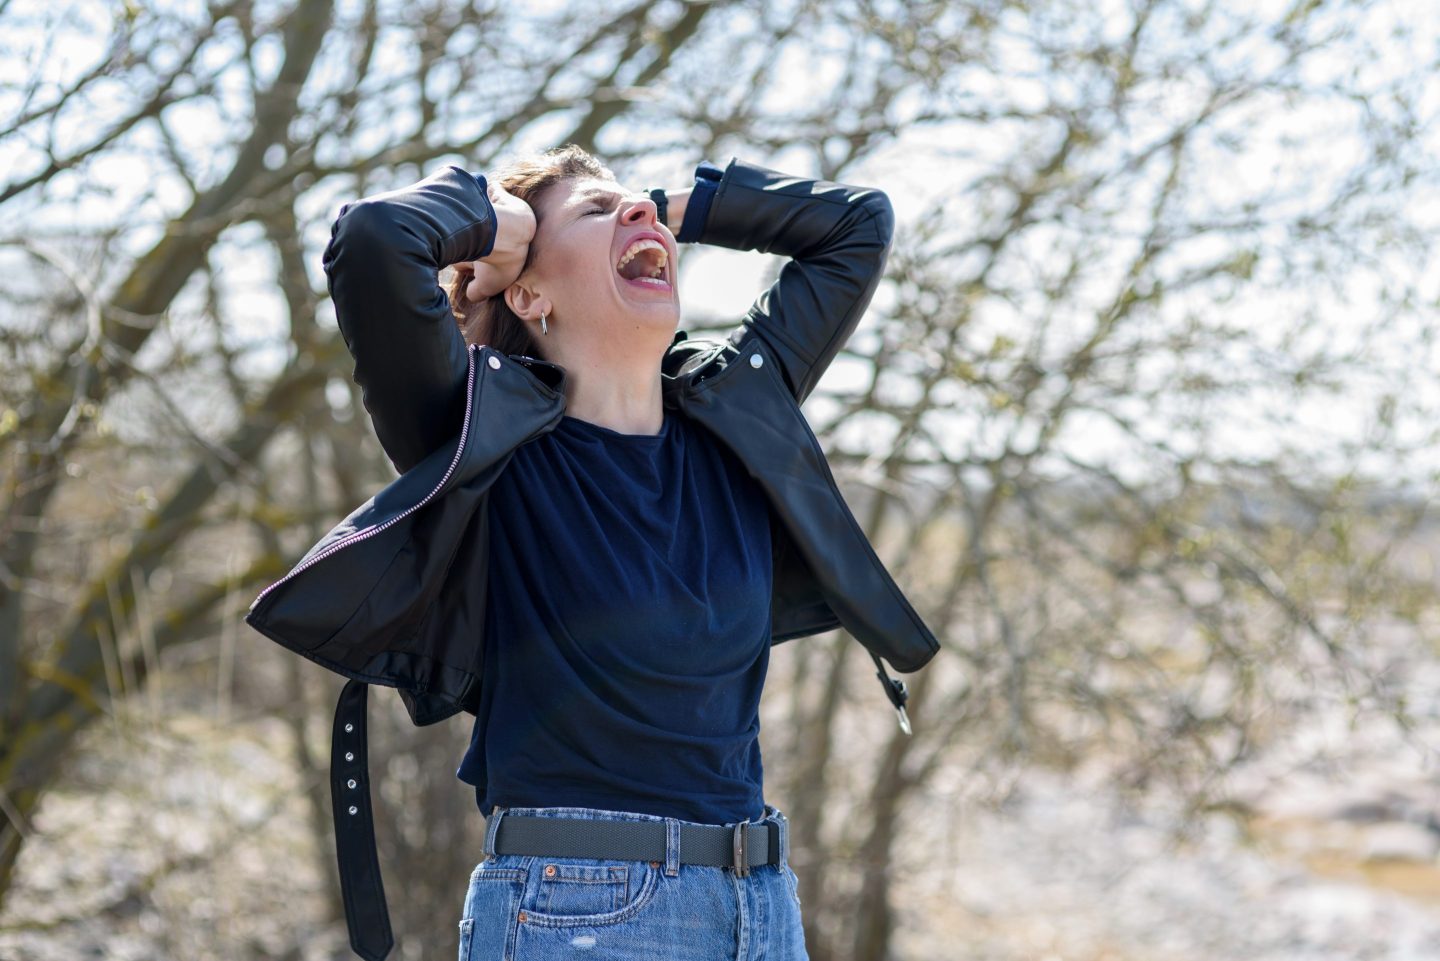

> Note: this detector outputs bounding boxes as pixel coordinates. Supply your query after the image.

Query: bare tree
[761,3,1439,959]
[0,1,784,958]
[1,1,1435,960]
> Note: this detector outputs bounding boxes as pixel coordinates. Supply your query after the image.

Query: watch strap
[645,187,669,231]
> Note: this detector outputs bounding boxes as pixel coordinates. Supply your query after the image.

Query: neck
[548,329,670,436]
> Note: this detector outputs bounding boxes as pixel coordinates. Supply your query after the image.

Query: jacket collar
[506,352,565,393]
[500,328,715,414]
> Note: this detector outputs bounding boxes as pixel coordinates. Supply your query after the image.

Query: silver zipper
[248,344,482,615]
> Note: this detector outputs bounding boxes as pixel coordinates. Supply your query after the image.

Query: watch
[645,187,669,230]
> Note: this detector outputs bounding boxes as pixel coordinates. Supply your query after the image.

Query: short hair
[444,143,617,359]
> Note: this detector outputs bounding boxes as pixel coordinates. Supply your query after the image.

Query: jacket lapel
[674,338,940,672]
[245,343,566,707]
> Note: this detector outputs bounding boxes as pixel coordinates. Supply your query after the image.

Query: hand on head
[452,179,536,302]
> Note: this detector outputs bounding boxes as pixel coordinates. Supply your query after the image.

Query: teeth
[616,238,668,278]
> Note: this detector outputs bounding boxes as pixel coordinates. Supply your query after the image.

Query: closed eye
[579,193,623,218]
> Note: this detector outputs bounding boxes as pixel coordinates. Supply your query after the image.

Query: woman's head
[444,144,677,361]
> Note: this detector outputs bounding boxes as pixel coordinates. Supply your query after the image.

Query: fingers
[463,262,510,302]
[449,261,473,297]
[445,260,482,303]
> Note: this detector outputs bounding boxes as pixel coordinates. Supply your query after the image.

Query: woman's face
[508,177,678,342]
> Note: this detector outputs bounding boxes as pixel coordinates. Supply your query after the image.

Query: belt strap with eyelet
[331,680,391,961]
[487,811,784,877]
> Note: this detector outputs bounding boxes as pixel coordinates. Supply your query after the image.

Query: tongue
[619,250,659,281]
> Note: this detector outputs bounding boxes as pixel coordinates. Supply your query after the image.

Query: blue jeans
[459,803,809,961]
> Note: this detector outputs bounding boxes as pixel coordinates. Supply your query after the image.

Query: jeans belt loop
[782,809,792,865]
[483,805,506,859]
[664,817,682,877]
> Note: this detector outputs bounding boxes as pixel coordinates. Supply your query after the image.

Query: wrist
[662,188,692,236]
[676,159,724,244]
[471,171,498,259]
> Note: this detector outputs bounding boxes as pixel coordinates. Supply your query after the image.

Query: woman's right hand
[454,179,535,302]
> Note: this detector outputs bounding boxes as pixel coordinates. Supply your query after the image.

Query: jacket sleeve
[688,157,896,406]
[321,164,499,476]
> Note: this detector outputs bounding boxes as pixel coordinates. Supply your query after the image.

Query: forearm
[699,157,895,404]
[664,187,691,237]
[699,158,892,258]
[324,165,493,474]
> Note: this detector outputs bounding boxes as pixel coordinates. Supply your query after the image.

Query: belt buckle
[732,820,750,877]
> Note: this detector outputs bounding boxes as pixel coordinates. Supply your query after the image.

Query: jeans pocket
[784,864,803,908]
[456,916,474,961]
[524,857,660,927]
[462,860,526,959]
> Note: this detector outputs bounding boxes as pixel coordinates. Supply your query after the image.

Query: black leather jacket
[244,157,941,961]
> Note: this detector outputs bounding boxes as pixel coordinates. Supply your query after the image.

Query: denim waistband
[483,802,791,877]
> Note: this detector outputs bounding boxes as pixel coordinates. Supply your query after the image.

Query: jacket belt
[331,679,392,961]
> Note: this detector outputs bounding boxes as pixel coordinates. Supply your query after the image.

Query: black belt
[486,809,786,874]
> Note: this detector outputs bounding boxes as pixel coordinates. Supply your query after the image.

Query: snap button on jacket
[245,156,941,961]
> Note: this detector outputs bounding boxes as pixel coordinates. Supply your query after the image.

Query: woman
[246,144,939,961]
[445,145,807,961]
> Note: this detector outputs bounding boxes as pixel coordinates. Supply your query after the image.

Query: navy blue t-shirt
[455,406,773,825]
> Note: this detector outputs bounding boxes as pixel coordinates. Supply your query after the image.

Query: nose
[622,197,659,226]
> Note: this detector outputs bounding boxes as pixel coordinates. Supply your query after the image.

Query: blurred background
[1,0,1438,959]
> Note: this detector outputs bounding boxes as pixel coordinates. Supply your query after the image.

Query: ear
[504,282,550,323]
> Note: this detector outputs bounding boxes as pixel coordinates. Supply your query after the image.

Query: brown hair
[444,143,618,358]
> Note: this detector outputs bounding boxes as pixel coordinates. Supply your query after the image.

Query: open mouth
[615,239,670,289]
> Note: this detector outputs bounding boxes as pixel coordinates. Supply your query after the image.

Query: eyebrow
[567,187,630,223]
[576,187,628,201]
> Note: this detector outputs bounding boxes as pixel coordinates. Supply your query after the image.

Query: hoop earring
[540,311,548,335]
